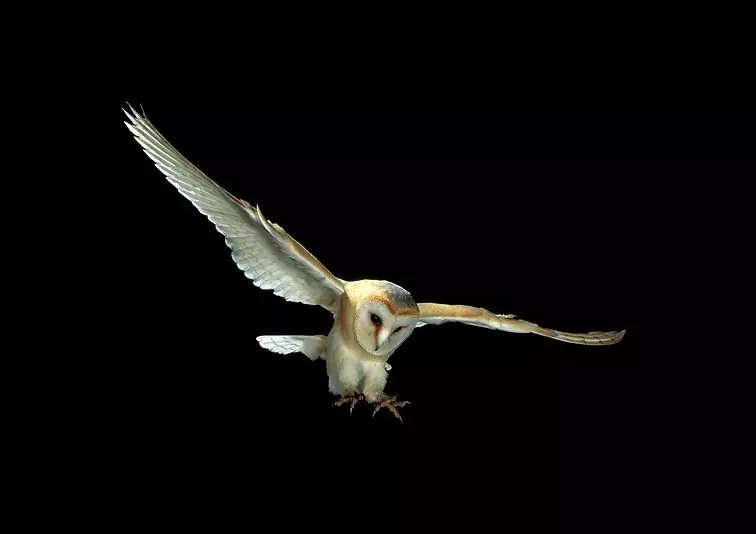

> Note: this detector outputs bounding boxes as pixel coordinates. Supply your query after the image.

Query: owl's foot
[372,395,410,423]
[333,394,363,415]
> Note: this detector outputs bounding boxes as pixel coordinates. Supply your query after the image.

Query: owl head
[346,280,419,358]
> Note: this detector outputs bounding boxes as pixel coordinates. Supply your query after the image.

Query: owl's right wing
[124,105,345,312]
[416,303,625,345]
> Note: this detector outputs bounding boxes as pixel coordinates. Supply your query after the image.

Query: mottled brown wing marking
[418,303,483,320]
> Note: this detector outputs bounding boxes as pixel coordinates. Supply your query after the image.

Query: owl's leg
[362,363,409,422]
[327,359,363,414]
[361,363,389,404]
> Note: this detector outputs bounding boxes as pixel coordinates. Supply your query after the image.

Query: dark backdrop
[84,107,748,529]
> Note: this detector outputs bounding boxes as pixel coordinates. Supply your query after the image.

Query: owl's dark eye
[393,326,404,334]
[370,313,382,326]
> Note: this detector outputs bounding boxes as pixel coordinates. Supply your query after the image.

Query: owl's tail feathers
[532,326,626,346]
[256,335,327,360]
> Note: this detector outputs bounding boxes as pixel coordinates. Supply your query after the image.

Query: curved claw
[372,395,410,423]
[333,394,363,415]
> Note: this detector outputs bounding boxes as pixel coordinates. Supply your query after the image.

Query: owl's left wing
[416,303,625,345]
[123,105,345,312]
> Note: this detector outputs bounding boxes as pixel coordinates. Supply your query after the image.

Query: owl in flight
[124,105,625,421]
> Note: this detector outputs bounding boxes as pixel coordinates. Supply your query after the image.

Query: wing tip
[595,328,626,345]
[123,101,144,118]
[122,101,149,128]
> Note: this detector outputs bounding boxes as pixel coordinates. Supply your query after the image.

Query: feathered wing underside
[416,303,625,346]
[123,105,344,312]
[256,335,326,361]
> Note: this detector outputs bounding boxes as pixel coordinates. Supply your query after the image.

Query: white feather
[256,335,326,361]
[123,104,345,312]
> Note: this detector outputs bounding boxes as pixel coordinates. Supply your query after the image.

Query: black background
[68,107,750,529]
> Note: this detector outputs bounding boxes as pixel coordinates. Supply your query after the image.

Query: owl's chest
[326,321,388,364]
[325,325,388,385]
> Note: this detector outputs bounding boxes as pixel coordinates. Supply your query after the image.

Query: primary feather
[123,105,345,312]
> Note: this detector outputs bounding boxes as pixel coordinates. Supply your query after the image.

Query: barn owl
[123,105,626,421]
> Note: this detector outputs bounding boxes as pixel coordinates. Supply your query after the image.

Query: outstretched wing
[124,105,344,312]
[416,303,625,346]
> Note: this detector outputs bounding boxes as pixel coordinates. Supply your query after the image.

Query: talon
[334,394,362,415]
[371,395,410,423]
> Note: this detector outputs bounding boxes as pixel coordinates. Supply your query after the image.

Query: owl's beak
[376,328,392,350]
